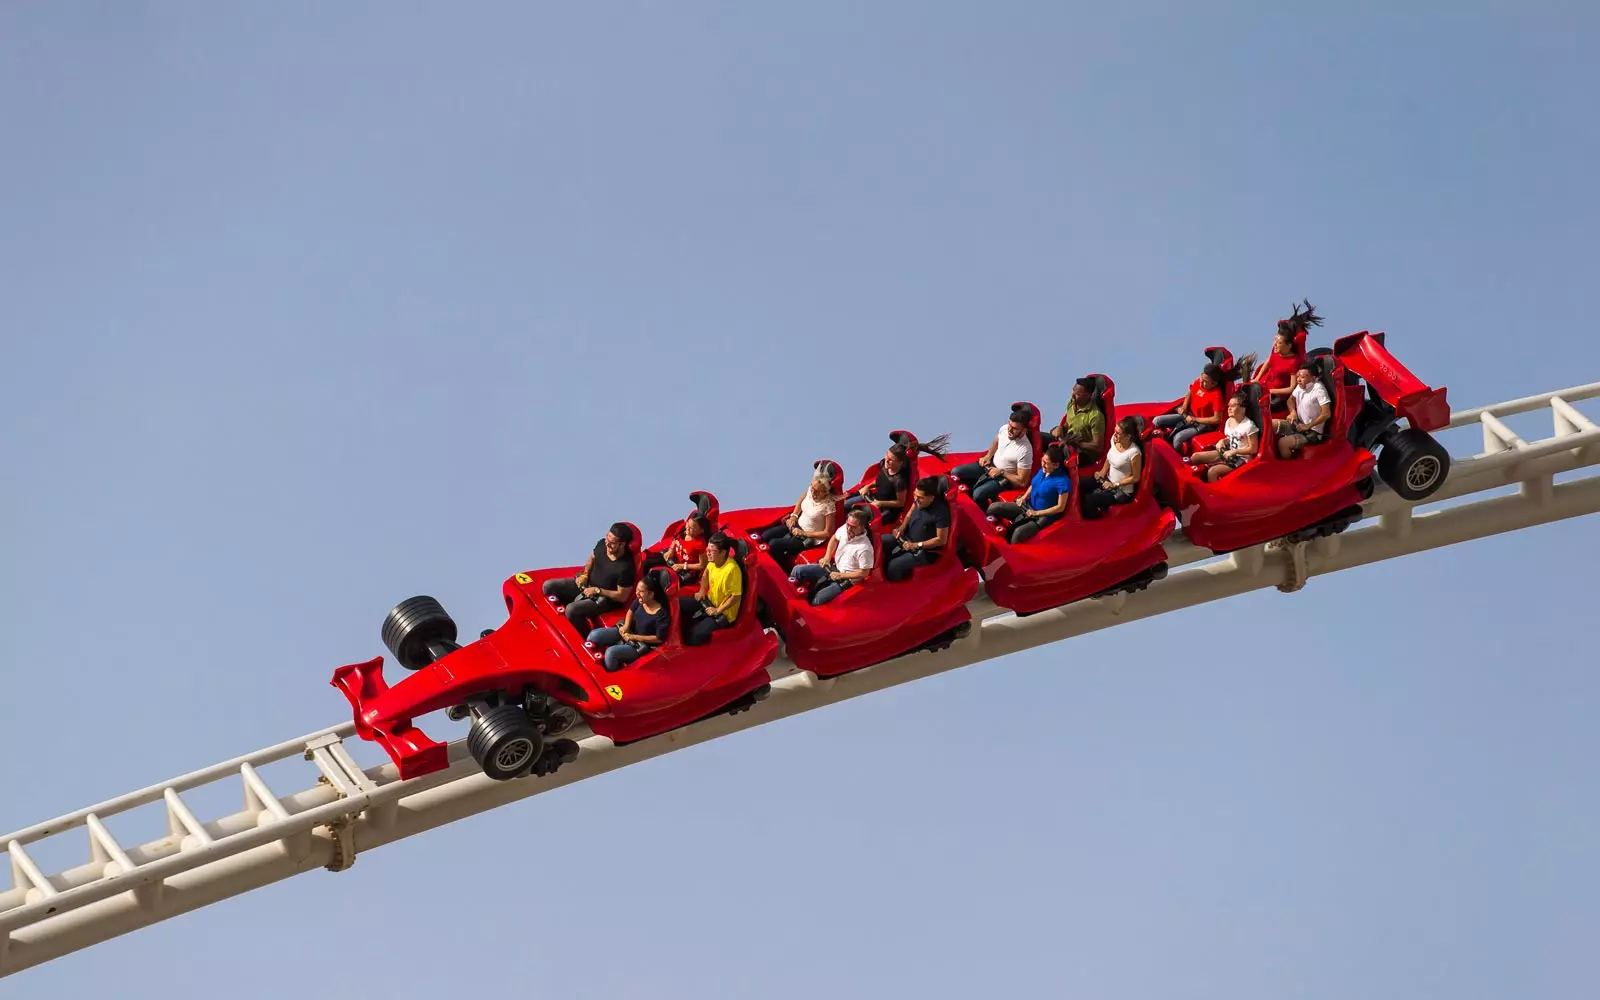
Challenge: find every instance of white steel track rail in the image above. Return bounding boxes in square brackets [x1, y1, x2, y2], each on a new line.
[3, 381, 1598, 979]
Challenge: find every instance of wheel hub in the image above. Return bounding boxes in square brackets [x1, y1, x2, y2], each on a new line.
[494, 738, 535, 772]
[1406, 455, 1442, 492]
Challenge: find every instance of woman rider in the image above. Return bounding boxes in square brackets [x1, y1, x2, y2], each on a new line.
[585, 574, 672, 672]
[843, 432, 950, 526]
[986, 443, 1074, 544]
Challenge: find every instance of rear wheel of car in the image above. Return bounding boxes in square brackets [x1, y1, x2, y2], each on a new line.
[1377, 429, 1450, 501]
[467, 705, 544, 781]
[382, 596, 459, 671]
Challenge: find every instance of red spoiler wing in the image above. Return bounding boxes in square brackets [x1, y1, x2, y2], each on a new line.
[1333, 331, 1450, 432]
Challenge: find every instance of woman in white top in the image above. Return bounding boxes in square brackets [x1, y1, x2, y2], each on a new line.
[1190, 395, 1259, 482]
[789, 507, 875, 605]
[761, 461, 842, 569]
[1082, 416, 1145, 519]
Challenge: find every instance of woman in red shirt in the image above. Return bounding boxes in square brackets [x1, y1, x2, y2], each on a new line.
[1252, 300, 1318, 415]
[1153, 363, 1227, 453]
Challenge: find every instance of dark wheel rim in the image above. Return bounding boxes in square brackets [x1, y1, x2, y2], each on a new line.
[1406, 455, 1442, 493]
[493, 738, 535, 773]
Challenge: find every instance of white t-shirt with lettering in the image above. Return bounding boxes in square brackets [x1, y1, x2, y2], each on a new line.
[1223, 417, 1258, 453]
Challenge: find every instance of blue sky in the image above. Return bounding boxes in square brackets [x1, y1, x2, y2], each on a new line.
[3, 3, 1597, 997]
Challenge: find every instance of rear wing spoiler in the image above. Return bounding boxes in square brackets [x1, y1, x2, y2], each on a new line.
[1333, 331, 1450, 432]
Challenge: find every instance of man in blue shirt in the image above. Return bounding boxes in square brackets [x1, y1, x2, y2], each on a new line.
[986, 443, 1073, 544]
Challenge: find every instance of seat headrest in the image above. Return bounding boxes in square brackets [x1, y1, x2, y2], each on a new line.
[688, 491, 715, 518]
[1010, 402, 1037, 424]
[889, 430, 916, 449]
[729, 536, 751, 560]
[648, 567, 674, 594]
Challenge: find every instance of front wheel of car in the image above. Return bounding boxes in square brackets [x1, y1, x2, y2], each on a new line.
[467, 705, 544, 781]
[1377, 429, 1450, 501]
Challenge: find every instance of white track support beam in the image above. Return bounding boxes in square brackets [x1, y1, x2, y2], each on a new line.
[1, 380, 1597, 980]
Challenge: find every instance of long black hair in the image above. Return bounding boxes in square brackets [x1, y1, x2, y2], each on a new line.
[889, 431, 952, 463]
[1277, 299, 1322, 338]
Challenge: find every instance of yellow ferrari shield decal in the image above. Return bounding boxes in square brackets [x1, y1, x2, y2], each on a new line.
[514, 573, 533, 584]
[605, 685, 623, 701]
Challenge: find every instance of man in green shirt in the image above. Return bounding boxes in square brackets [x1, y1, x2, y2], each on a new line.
[1049, 376, 1106, 463]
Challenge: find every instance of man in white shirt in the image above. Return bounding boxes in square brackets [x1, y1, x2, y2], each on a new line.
[1274, 364, 1333, 458]
[952, 405, 1036, 507]
[789, 507, 875, 605]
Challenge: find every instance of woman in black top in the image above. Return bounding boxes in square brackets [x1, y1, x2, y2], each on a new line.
[585, 574, 672, 672]
[541, 522, 638, 632]
[844, 432, 950, 526]
[879, 476, 952, 581]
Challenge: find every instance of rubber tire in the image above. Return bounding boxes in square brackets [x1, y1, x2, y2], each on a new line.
[1377, 429, 1450, 501]
[382, 596, 458, 672]
[467, 705, 543, 781]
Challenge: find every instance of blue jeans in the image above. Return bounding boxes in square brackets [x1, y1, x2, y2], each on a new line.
[952, 462, 1013, 507]
[1154, 413, 1202, 452]
[585, 626, 649, 672]
[791, 563, 850, 605]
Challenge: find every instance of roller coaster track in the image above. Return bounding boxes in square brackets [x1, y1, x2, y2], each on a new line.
[3, 381, 1598, 979]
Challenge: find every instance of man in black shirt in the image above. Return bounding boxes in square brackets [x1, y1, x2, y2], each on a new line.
[880, 477, 952, 581]
[542, 522, 638, 631]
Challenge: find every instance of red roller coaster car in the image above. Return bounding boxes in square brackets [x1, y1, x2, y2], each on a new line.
[332, 316, 1453, 782]
[1140, 331, 1450, 552]
[751, 473, 981, 677]
[952, 412, 1179, 615]
[331, 526, 778, 781]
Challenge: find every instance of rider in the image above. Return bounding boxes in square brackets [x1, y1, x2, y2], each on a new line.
[1274, 364, 1333, 458]
[1253, 300, 1318, 416]
[951, 408, 1034, 508]
[762, 463, 842, 569]
[790, 506, 876, 605]
[985, 443, 1074, 544]
[881, 476, 952, 581]
[843, 433, 950, 526]
[1048, 378, 1105, 465]
[585, 574, 672, 671]
[1188, 395, 1260, 481]
[679, 533, 744, 644]
[1152, 363, 1226, 454]
[1081, 416, 1145, 518]
[541, 522, 637, 632]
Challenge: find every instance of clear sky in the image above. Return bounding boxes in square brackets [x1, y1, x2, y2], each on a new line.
[3, 2, 1597, 997]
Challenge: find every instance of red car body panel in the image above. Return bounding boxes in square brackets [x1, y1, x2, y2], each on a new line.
[951, 442, 1177, 614]
[332, 525, 779, 778]
[750, 480, 980, 677]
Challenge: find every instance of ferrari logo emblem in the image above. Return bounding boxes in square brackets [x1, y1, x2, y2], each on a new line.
[514, 573, 533, 584]
[605, 685, 623, 701]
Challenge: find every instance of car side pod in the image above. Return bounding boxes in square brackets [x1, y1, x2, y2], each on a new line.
[331, 657, 451, 780]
